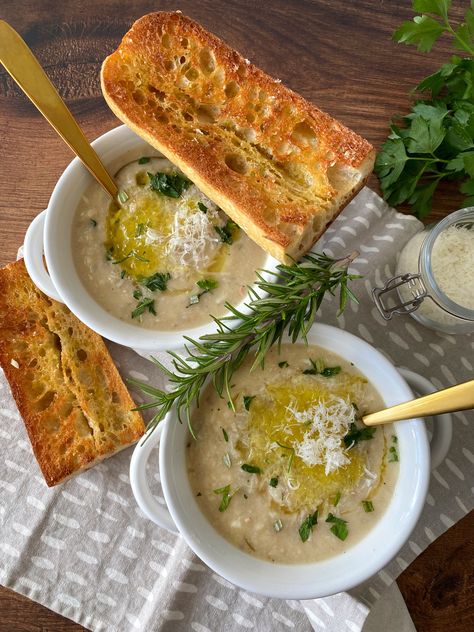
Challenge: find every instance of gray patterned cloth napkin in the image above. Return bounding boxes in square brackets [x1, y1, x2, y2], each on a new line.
[0, 187, 472, 632]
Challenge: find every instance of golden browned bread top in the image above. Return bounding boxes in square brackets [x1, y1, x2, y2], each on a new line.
[101, 12, 375, 262]
[0, 260, 145, 486]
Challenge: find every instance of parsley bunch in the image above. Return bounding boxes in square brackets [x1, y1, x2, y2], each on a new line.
[375, 0, 474, 218]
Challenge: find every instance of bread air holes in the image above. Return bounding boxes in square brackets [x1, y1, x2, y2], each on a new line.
[148, 85, 165, 100]
[199, 48, 216, 75]
[76, 349, 87, 362]
[75, 410, 93, 437]
[225, 153, 248, 175]
[224, 81, 240, 98]
[291, 121, 318, 148]
[185, 67, 199, 81]
[181, 37, 189, 48]
[132, 90, 145, 105]
[196, 104, 220, 124]
[33, 389, 56, 412]
[161, 33, 172, 48]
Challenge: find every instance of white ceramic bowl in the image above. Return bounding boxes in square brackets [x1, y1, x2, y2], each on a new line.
[23, 124, 280, 351]
[130, 324, 452, 599]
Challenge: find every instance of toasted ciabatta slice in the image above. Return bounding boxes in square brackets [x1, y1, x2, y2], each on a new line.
[101, 12, 375, 262]
[0, 260, 145, 486]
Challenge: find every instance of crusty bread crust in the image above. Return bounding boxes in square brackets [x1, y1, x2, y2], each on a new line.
[101, 12, 375, 262]
[0, 260, 145, 486]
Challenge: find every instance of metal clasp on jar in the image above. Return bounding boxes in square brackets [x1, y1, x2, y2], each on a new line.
[372, 273, 429, 320]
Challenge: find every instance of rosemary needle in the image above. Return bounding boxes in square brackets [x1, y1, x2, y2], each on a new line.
[130, 251, 360, 438]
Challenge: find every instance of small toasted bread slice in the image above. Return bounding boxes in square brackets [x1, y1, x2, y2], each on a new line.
[101, 12, 375, 262]
[0, 259, 145, 486]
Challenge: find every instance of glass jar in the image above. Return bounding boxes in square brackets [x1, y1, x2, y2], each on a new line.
[373, 207, 474, 334]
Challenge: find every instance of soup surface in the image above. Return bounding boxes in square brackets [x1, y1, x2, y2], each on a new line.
[187, 344, 399, 563]
[73, 153, 266, 330]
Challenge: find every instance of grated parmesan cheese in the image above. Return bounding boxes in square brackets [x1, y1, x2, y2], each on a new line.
[287, 396, 355, 475]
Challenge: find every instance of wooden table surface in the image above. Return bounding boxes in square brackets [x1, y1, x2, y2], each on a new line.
[0, 0, 472, 630]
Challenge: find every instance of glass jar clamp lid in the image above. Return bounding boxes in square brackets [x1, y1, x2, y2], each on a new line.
[372, 207, 474, 334]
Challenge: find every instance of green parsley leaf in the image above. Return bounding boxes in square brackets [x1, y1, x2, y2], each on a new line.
[326, 513, 348, 540]
[332, 491, 341, 507]
[278, 361, 289, 368]
[362, 500, 374, 513]
[135, 223, 146, 237]
[299, 511, 318, 543]
[214, 220, 239, 244]
[213, 485, 233, 512]
[138, 156, 150, 164]
[148, 171, 191, 198]
[141, 271, 171, 292]
[131, 298, 156, 319]
[269, 477, 279, 488]
[90, 219, 97, 227]
[303, 358, 340, 377]
[343, 423, 376, 449]
[388, 446, 400, 462]
[133, 289, 142, 300]
[394, 15, 445, 53]
[243, 395, 255, 411]
[222, 427, 229, 442]
[197, 278, 218, 292]
[198, 201, 208, 213]
[120, 270, 126, 279]
[241, 463, 261, 474]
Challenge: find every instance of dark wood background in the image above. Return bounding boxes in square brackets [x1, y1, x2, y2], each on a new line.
[0, 0, 472, 630]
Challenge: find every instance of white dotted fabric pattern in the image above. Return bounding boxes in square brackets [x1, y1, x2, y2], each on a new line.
[0, 187, 472, 632]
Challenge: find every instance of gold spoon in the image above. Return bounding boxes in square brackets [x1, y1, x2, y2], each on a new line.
[0, 20, 118, 198]
[363, 379, 474, 426]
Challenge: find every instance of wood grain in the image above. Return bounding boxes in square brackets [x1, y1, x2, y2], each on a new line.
[0, 1, 472, 630]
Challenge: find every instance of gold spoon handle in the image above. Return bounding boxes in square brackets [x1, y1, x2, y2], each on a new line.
[363, 379, 474, 426]
[0, 20, 117, 198]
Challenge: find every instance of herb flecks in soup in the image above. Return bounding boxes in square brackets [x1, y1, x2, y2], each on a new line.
[187, 344, 399, 564]
[73, 154, 266, 330]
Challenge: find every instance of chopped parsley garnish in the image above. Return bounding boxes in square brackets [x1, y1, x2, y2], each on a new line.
[362, 500, 374, 513]
[343, 423, 376, 449]
[303, 358, 341, 377]
[90, 219, 97, 227]
[197, 278, 218, 292]
[135, 223, 146, 237]
[278, 361, 289, 368]
[243, 395, 255, 411]
[222, 427, 229, 442]
[299, 511, 318, 542]
[269, 477, 279, 488]
[120, 270, 126, 279]
[213, 485, 233, 512]
[198, 201, 208, 213]
[332, 491, 341, 507]
[223, 453, 231, 469]
[388, 446, 399, 462]
[214, 219, 238, 244]
[148, 171, 191, 198]
[133, 289, 142, 300]
[138, 156, 150, 164]
[326, 513, 348, 541]
[141, 271, 171, 292]
[392, 434, 398, 443]
[131, 298, 156, 319]
[273, 519, 283, 533]
[118, 189, 129, 204]
[188, 278, 218, 306]
[111, 250, 150, 265]
[241, 463, 261, 474]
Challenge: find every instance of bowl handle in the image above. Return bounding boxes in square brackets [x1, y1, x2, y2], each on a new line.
[398, 368, 453, 470]
[129, 424, 178, 533]
[24, 210, 63, 302]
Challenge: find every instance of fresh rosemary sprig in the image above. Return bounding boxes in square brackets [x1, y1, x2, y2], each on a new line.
[131, 251, 359, 437]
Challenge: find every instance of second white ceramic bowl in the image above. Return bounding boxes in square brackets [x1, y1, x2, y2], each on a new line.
[130, 324, 452, 599]
[23, 124, 280, 352]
